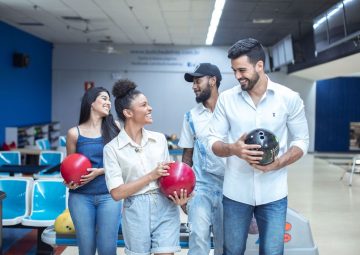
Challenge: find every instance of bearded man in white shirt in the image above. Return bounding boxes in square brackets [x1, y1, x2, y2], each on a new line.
[178, 63, 225, 255]
[208, 38, 309, 255]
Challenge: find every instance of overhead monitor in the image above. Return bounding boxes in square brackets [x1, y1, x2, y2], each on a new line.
[343, 0, 360, 36]
[313, 0, 360, 54]
[327, 3, 345, 44]
[271, 35, 294, 69]
[313, 14, 329, 53]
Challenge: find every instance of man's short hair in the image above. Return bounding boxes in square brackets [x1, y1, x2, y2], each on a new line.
[227, 38, 266, 66]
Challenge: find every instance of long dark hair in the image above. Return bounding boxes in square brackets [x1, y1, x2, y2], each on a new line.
[79, 87, 120, 144]
[112, 79, 142, 122]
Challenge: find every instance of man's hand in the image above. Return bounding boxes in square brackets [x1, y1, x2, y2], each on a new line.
[251, 157, 281, 172]
[231, 133, 263, 164]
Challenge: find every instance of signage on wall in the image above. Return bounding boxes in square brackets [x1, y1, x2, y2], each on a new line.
[127, 47, 203, 72]
[84, 81, 94, 91]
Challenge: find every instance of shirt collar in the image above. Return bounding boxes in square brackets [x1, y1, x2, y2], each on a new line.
[266, 76, 276, 93]
[195, 103, 211, 115]
[116, 128, 157, 149]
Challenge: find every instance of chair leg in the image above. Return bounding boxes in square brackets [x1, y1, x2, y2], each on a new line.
[349, 158, 356, 186]
[340, 168, 346, 181]
[36, 227, 54, 255]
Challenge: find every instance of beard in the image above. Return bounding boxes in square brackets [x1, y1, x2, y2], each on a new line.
[195, 82, 211, 103]
[239, 72, 260, 91]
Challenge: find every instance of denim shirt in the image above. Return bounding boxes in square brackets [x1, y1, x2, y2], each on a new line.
[178, 104, 225, 192]
[70, 130, 108, 195]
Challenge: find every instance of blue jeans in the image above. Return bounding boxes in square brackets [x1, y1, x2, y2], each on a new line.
[223, 196, 287, 255]
[187, 187, 223, 255]
[68, 192, 122, 255]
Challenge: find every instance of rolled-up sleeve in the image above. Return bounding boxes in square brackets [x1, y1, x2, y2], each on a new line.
[162, 135, 171, 162]
[207, 94, 230, 152]
[103, 144, 124, 192]
[178, 113, 194, 149]
[287, 93, 309, 156]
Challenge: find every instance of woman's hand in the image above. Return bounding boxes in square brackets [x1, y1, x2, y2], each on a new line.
[80, 168, 103, 185]
[148, 162, 170, 181]
[168, 189, 194, 206]
[63, 180, 79, 190]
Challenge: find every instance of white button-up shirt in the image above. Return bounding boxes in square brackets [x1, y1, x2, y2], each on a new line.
[208, 78, 309, 205]
[178, 103, 224, 190]
[103, 128, 170, 195]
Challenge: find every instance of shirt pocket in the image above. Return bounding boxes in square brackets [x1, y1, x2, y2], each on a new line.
[260, 110, 287, 131]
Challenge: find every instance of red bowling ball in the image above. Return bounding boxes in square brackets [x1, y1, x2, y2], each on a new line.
[60, 153, 92, 185]
[159, 162, 196, 197]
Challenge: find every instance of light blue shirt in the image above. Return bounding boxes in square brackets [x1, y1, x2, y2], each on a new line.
[179, 103, 225, 191]
[208, 78, 309, 205]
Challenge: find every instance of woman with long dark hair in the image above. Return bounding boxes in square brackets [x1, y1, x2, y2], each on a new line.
[65, 87, 122, 255]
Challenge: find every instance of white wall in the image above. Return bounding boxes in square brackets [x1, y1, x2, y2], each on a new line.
[52, 44, 316, 151]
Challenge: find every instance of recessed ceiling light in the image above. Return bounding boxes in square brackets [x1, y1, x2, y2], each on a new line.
[206, 0, 226, 45]
[252, 19, 273, 24]
[62, 16, 86, 22]
[17, 22, 44, 26]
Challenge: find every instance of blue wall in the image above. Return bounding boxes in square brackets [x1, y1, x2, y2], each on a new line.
[315, 77, 360, 152]
[0, 21, 52, 146]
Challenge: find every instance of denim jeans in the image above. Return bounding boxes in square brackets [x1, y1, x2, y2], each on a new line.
[187, 187, 223, 255]
[223, 196, 287, 255]
[122, 191, 180, 255]
[68, 192, 122, 255]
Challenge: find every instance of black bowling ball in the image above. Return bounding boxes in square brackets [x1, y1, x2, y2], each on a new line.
[245, 129, 279, 165]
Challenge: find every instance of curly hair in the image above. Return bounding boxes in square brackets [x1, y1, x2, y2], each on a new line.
[112, 79, 142, 121]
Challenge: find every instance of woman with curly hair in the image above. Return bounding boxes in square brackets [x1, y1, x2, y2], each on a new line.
[104, 79, 190, 255]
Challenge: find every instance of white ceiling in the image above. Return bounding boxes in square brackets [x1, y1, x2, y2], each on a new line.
[1, 0, 359, 81]
[0, 0, 214, 45]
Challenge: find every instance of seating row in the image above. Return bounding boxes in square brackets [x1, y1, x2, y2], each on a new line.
[35, 136, 66, 150]
[0, 150, 63, 177]
[0, 177, 67, 227]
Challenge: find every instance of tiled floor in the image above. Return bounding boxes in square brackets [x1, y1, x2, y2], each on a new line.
[58, 154, 360, 254]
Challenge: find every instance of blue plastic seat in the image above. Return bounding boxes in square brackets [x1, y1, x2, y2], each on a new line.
[35, 138, 51, 150]
[0, 177, 33, 226]
[56, 136, 67, 156]
[58, 136, 66, 147]
[0, 151, 21, 165]
[33, 151, 64, 178]
[21, 179, 67, 227]
[0, 151, 21, 176]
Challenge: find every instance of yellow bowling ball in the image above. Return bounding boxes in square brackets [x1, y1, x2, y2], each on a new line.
[54, 209, 76, 234]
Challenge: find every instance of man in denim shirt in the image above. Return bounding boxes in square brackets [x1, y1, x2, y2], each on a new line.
[178, 63, 225, 255]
